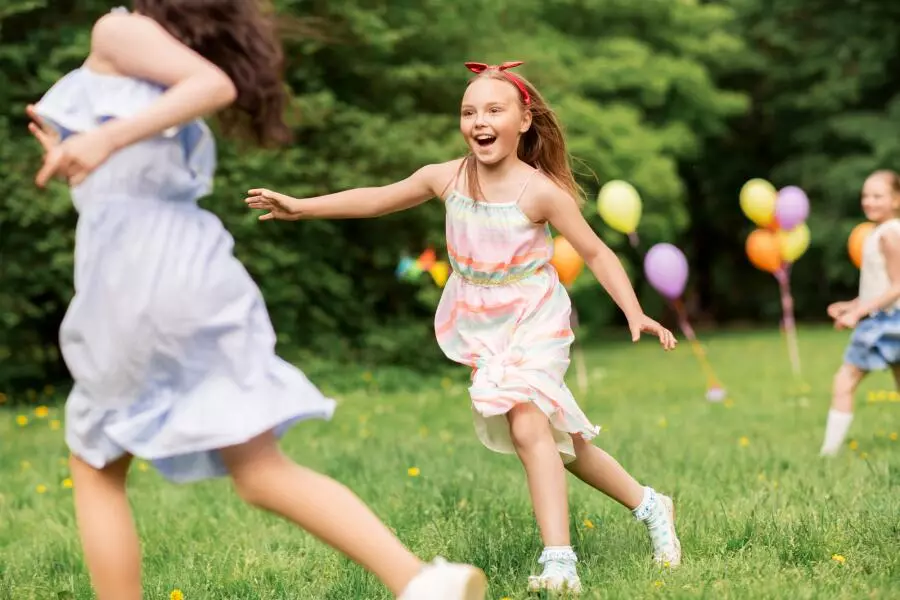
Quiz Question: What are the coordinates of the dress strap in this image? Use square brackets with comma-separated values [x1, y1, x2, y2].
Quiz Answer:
[440, 157, 469, 200]
[514, 169, 540, 203]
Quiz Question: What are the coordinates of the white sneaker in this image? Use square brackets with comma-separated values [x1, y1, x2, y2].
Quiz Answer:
[527, 548, 582, 594]
[399, 557, 487, 600]
[644, 493, 682, 567]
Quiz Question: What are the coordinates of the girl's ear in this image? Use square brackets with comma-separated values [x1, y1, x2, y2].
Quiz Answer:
[520, 109, 533, 134]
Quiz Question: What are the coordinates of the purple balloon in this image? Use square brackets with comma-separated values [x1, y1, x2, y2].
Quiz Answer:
[775, 186, 809, 230]
[644, 243, 688, 300]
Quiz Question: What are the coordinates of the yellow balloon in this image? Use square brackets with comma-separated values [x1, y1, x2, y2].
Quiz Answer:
[597, 180, 641, 234]
[739, 178, 777, 227]
[777, 223, 810, 263]
[430, 261, 450, 288]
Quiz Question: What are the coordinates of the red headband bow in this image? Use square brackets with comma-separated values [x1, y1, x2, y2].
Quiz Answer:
[464, 61, 532, 106]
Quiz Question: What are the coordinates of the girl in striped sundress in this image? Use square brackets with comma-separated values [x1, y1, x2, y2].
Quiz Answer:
[246, 60, 682, 594]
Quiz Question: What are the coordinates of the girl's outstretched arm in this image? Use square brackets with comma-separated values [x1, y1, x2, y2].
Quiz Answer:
[35, 12, 237, 187]
[245, 161, 460, 221]
[530, 178, 677, 350]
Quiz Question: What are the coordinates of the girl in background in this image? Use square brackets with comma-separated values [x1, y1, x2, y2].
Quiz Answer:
[822, 170, 900, 456]
[247, 60, 682, 594]
[28, 3, 486, 599]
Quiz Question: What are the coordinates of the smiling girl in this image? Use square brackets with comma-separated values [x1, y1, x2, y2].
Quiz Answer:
[246, 61, 682, 593]
[821, 170, 900, 456]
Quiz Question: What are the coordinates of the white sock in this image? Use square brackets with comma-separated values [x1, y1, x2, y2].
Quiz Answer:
[539, 546, 577, 563]
[631, 486, 656, 522]
[820, 409, 853, 455]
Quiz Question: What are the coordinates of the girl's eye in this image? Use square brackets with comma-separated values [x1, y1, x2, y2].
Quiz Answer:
[490, 107, 501, 113]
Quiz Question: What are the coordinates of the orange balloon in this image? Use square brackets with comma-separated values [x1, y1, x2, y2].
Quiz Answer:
[550, 236, 584, 287]
[848, 222, 875, 269]
[745, 229, 782, 273]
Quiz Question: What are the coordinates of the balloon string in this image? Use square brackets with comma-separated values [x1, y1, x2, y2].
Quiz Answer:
[628, 231, 640, 249]
[672, 299, 722, 388]
[774, 268, 802, 378]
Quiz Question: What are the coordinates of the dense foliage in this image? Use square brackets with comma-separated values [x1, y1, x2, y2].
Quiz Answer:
[2, 0, 898, 389]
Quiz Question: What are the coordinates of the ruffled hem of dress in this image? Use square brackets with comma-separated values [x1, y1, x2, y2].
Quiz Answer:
[65, 357, 336, 483]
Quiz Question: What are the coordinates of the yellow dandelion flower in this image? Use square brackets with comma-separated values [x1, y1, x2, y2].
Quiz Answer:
[739, 436, 750, 447]
[890, 432, 898, 441]
[137, 461, 149, 472]
[654, 580, 665, 588]
[831, 554, 846, 564]
[407, 467, 420, 477]
[16, 415, 28, 427]
[849, 440, 859, 450]
[663, 561, 671, 568]
[657, 418, 667, 428]
[583, 518, 595, 529]
[34, 406, 49, 419]
[35, 484, 47, 494]
[170, 589, 184, 600]
[62, 478, 73, 489]
[21, 460, 31, 470]
[50, 419, 61, 431]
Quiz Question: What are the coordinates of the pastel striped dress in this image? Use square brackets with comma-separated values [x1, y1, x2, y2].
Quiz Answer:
[434, 166, 600, 460]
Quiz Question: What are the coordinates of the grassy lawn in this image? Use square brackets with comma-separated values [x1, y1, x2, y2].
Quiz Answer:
[1, 326, 898, 599]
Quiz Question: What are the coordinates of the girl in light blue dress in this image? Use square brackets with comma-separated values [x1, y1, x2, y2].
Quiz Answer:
[28, 3, 485, 599]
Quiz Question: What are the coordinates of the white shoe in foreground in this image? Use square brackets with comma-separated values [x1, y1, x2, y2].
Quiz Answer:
[399, 558, 487, 600]
[527, 547, 582, 594]
[648, 494, 682, 567]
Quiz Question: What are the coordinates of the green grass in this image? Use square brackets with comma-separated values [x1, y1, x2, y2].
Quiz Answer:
[2, 326, 899, 599]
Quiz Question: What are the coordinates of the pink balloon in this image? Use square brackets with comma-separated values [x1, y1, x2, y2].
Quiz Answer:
[775, 186, 809, 230]
[644, 243, 688, 300]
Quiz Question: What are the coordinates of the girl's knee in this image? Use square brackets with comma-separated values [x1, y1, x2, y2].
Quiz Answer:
[220, 433, 285, 507]
[834, 364, 865, 394]
[507, 403, 554, 451]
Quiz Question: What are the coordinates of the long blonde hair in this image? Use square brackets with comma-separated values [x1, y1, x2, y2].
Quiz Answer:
[463, 69, 585, 205]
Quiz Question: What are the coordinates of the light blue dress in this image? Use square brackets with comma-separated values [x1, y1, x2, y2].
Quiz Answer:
[33, 65, 336, 483]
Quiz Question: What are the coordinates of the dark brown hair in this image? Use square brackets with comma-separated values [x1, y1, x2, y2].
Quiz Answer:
[463, 70, 585, 206]
[133, 0, 291, 146]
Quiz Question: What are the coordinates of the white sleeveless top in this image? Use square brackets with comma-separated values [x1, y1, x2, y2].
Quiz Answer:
[859, 219, 900, 313]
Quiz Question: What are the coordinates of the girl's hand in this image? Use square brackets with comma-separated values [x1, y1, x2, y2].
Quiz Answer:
[827, 301, 851, 319]
[628, 314, 678, 350]
[26, 104, 60, 154]
[35, 129, 116, 188]
[835, 311, 861, 330]
[245, 188, 303, 221]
